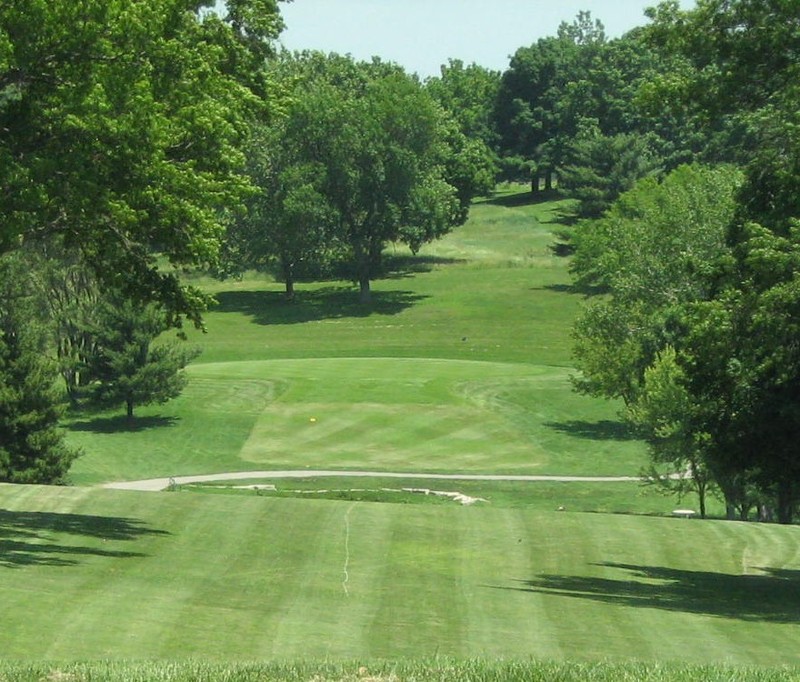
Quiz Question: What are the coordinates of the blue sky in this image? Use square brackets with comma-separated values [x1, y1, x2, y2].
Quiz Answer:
[277, 0, 697, 79]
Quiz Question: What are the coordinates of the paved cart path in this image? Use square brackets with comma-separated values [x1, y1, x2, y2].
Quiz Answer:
[101, 470, 646, 492]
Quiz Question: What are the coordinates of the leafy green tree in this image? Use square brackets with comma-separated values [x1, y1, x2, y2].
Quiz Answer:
[284, 57, 462, 302]
[85, 296, 200, 420]
[425, 59, 500, 199]
[641, 0, 800, 167]
[493, 33, 581, 186]
[493, 13, 660, 189]
[559, 123, 663, 220]
[681, 223, 800, 523]
[634, 0, 800, 522]
[228, 121, 338, 298]
[0, 254, 79, 484]
[23, 240, 101, 402]
[644, 0, 800, 126]
[628, 346, 714, 517]
[0, 0, 284, 326]
[438, 116, 498, 223]
[425, 59, 501, 149]
[571, 165, 742, 510]
[736, 85, 800, 234]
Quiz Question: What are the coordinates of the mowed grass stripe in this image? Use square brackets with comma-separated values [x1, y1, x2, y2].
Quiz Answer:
[266, 501, 366, 657]
[2, 485, 800, 663]
[367, 506, 469, 658]
[458, 508, 562, 657]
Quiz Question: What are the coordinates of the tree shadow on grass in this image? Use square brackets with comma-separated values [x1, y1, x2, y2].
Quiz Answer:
[529, 283, 581, 294]
[213, 287, 428, 326]
[68, 415, 178, 434]
[489, 562, 800, 623]
[0, 509, 170, 568]
[545, 419, 639, 442]
[380, 253, 466, 278]
[479, 188, 563, 208]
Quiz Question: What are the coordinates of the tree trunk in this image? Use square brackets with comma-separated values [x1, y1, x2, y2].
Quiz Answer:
[531, 174, 539, 194]
[126, 399, 134, 421]
[281, 258, 295, 301]
[544, 170, 553, 191]
[697, 483, 707, 519]
[359, 276, 371, 303]
[776, 479, 794, 524]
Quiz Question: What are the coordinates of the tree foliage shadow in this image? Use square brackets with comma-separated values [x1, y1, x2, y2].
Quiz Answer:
[380, 253, 465, 279]
[479, 188, 563, 208]
[213, 287, 428, 326]
[68, 415, 179, 434]
[545, 419, 639, 442]
[529, 283, 581, 294]
[0, 509, 169, 568]
[490, 562, 800, 623]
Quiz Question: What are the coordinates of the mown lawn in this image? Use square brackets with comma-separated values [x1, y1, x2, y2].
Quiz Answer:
[1, 484, 798, 664]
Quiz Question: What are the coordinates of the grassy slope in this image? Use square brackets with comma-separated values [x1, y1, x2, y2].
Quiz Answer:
[4, 188, 798, 668]
[66, 193, 644, 485]
[2, 484, 799, 665]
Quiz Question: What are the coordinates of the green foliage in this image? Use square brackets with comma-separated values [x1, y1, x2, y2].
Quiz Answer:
[24, 240, 101, 401]
[425, 59, 500, 199]
[272, 54, 462, 301]
[0, 0, 284, 326]
[493, 15, 663, 185]
[84, 295, 200, 419]
[628, 346, 714, 516]
[644, 0, 800, 124]
[737, 85, 800, 233]
[571, 164, 743, 297]
[571, 165, 743, 511]
[228, 121, 338, 297]
[0, 254, 79, 484]
[559, 123, 663, 219]
[677, 222, 800, 522]
[641, 0, 800, 167]
[425, 59, 501, 149]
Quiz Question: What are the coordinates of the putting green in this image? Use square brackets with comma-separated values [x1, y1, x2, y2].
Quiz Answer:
[230, 358, 551, 472]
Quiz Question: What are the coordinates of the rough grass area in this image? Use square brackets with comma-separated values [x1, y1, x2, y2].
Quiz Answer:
[182, 475, 724, 516]
[0, 659, 798, 682]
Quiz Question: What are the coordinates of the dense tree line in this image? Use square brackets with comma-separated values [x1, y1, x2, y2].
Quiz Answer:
[566, 1, 800, 523]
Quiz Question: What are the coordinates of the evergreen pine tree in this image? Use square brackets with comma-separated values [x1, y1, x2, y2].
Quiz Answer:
[0, 255, 79, 483]
[85, 296, 201, 420]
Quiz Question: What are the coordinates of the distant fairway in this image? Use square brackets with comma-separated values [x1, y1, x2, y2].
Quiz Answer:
[6, 188, 798, 669]
[67, 192, 646, 487]
[1, 484, 798, 664]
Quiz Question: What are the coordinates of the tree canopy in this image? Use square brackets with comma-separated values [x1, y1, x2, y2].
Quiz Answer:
[0, 0, 285, 327]
[230, 53, 467, 302]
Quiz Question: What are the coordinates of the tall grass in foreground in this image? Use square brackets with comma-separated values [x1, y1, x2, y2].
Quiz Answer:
[0, 660, 797, 681]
